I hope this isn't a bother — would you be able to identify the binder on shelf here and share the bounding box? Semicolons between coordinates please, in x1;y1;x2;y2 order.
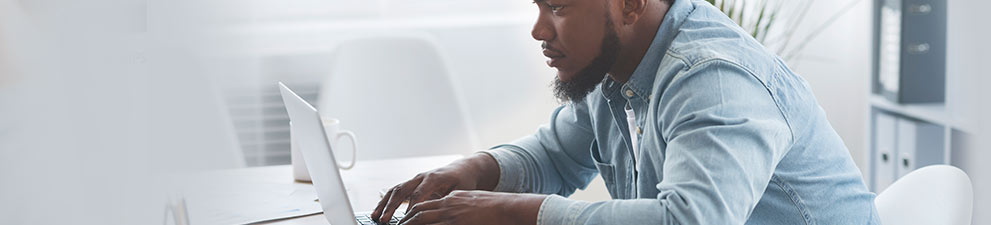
872;109;948;192
908;118;946;170
872;111;898;192
895;118;917;178
873;0;947;104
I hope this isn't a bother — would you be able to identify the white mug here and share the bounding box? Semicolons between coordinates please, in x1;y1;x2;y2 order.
291;118;359;182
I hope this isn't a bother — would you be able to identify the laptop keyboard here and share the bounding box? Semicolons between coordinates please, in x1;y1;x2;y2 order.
355;214;404;225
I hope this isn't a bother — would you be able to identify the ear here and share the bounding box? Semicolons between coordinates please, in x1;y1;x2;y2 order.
619;0;648;25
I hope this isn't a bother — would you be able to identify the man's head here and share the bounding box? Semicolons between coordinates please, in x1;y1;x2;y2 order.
534;0;671;102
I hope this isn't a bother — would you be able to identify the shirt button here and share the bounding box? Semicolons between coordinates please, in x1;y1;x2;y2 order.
636;127;642;134
625;89;635;97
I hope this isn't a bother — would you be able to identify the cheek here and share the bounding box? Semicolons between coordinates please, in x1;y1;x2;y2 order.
557;18;604;70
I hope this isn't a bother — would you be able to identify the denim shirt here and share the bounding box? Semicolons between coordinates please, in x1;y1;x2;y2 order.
483;0;880;224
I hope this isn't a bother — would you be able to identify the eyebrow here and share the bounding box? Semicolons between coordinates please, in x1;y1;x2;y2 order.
532;0;547;3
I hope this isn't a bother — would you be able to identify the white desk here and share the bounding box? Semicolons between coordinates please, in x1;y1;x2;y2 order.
181;155;464;225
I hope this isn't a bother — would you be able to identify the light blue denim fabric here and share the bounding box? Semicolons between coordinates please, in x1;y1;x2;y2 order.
483;0;880;224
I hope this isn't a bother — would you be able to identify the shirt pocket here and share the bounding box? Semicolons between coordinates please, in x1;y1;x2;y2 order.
594;162;623;199
591;140;626;199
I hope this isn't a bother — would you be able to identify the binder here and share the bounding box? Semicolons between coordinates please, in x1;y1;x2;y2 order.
873;112;898;192
874;0;946;103
896;118;917;178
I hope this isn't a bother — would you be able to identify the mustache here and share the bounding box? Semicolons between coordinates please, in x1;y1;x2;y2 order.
541;42;562;53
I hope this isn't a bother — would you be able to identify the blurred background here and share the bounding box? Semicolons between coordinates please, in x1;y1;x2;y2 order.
1;0;989;224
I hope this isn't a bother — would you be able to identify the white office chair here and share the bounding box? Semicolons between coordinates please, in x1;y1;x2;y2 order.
318;35;480;160
874;165;973;225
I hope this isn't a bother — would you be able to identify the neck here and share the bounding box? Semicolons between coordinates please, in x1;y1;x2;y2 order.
608;2;670;83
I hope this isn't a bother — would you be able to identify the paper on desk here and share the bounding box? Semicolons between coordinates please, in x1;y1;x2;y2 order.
184;182;323;225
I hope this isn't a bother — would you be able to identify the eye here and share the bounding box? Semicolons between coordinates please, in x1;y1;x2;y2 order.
547;3;564;12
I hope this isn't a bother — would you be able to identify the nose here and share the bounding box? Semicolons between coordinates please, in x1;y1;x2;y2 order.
531;14;555;41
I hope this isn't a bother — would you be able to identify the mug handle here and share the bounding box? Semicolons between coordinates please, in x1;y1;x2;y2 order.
334;130;358;170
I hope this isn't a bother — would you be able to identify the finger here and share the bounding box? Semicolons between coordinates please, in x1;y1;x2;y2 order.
370;186;395;219
376;185;406;222
448;190;469;197
379;180;419;222
400;199;444;224
405;181;448;213
398;209;445;225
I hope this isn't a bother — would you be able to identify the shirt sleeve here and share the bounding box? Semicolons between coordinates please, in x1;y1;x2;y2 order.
481;102;599;197
535;59;794;225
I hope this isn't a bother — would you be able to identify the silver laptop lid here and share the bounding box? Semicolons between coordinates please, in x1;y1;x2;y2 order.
279;82;358;225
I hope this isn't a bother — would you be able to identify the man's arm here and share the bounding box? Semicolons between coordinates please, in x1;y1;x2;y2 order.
537;60;793;225
396;102;600;225
374;102;597;223
484;102;600;197
372;152;501;222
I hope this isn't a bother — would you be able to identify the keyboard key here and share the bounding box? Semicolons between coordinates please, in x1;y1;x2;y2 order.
356;213;405;225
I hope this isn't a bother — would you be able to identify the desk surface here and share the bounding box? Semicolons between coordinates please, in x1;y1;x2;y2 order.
186;154;464;225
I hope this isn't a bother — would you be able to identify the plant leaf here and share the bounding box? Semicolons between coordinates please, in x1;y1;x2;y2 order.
759;5;778;44
752;0;768;38
727;0;737;23
739;0;747;29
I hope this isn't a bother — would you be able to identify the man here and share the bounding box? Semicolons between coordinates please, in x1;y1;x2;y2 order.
374;0;880;224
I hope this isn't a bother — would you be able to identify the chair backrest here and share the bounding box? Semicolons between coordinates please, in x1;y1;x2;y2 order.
874;165;973;225
318;35;479;160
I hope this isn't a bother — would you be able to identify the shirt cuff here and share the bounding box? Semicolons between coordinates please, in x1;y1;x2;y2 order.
480;146;527;193
537;195;591;225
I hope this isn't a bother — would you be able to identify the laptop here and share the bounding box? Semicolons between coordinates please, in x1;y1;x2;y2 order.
279;82;404;225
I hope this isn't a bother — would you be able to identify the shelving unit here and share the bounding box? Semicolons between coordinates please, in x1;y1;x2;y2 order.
867;0;958;193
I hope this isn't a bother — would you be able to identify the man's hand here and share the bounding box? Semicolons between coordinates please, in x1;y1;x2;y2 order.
371;153;501;223
398;190;546;225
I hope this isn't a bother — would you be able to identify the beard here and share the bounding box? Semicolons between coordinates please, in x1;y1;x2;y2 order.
552;17;621;103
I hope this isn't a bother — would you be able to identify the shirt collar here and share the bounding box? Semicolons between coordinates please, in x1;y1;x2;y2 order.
600;0;695;101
